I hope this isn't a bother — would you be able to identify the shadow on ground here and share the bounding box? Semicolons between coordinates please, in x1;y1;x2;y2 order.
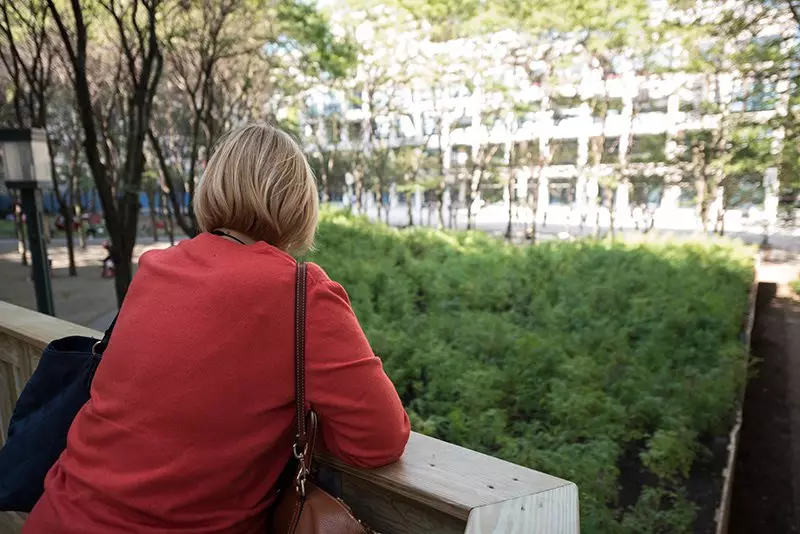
730;282;800;534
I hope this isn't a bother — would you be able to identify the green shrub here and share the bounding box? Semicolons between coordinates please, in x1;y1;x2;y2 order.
791;279;800;295
307;210;754;533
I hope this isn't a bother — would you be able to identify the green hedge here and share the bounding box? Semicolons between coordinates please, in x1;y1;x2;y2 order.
307;211;754;533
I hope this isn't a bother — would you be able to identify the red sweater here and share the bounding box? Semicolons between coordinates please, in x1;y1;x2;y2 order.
24;233;410;534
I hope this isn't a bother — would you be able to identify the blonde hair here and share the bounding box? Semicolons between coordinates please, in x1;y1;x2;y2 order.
194;123;319;253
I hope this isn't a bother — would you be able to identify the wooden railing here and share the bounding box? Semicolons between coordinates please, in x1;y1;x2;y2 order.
0;301;579;534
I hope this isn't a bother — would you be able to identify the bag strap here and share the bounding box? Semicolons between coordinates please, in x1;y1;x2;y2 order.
91;312;118;356
101;313;118;347
294;262;309;453
293;262;319;498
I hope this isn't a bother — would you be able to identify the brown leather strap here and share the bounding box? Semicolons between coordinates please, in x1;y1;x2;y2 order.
294;262;308;452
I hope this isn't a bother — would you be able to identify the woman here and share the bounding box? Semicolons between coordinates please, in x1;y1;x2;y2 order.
24;124;411;534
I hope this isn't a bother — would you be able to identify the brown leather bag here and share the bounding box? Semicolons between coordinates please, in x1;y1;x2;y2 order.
271;263;371;534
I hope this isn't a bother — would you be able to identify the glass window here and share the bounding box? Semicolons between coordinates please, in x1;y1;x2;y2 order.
328;120;342;144
549;182;576;205
550;139;579;165
347;122;362;143
638;97;668;113
629;134;667;163
514;141;540;165
599;137;619;163
452;145;470;166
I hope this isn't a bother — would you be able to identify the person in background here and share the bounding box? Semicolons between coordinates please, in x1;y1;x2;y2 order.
24;123;410;534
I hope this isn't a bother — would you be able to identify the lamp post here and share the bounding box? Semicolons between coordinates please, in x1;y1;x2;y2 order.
0;128;55;316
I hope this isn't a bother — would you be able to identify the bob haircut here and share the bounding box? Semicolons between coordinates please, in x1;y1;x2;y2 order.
194;123;319;253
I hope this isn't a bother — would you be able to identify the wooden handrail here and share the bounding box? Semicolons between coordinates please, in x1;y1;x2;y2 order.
0;301;580;534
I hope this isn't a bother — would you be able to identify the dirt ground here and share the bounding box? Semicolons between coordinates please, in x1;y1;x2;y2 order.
729;249;800;534
0;238;172;329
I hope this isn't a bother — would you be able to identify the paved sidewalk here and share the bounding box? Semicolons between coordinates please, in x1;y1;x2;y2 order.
0;239;172;328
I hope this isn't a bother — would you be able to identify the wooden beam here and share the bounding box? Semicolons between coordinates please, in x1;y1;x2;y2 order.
0;302;580;534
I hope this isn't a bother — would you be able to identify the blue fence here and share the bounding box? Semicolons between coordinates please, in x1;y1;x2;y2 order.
1;191;191;217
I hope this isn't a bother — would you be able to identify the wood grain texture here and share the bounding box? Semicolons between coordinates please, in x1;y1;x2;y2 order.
465;483;579;534
0;302;581;534
1;332;41;446
320;432;571;521
0;512;25;534
338;473;467;534
0;301;99;351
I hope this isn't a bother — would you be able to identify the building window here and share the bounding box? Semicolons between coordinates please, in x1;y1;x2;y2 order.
679;186;697;208
676;130;713;162
422;113;438;136
628;134;667;163
487;144;505;165
347;122;363;143
455;114;473;128
552;95;582;122
638;97;668;114
347;91;362;110
599;137;619;163
325;118;341;144
550;139;579;165
452;145;470;166
513;141;540;165
549;182;576;205
731;79;778;112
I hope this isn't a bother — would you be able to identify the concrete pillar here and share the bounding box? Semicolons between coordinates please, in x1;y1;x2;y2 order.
586;175;599;227
615;182;630;224
516;168;528;202
661;184;682;210
763;167;780;239
537;176;550;225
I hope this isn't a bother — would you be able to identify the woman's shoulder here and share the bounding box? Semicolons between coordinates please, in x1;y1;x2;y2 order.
305;262;334;287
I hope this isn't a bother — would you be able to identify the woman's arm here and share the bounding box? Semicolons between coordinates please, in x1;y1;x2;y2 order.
306;279;410;468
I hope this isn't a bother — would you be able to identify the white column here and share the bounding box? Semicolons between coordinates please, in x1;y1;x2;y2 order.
615;183;630;225
576;120;590;226
537;175;550;225
763;167;780;239
586;175;599;227
661;185;681;210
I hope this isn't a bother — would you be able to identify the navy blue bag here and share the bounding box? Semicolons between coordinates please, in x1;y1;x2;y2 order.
0;316;116;512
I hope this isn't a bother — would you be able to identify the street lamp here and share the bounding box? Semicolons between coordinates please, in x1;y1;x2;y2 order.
0;128;55;316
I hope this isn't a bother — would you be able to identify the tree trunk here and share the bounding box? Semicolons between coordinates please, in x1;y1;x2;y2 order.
320;171;330;203
406;193;414;227
63;202;77;276
376;186;383;222
114;252;134;307
437;184;446;229
74;180;87;249
528;170;542;243
506;179;514;241
163;192;175;246
14;195;28;266
53;146;78;276
716;206;726;236
354;178;364;214
147;189;159;242
606;187;617;241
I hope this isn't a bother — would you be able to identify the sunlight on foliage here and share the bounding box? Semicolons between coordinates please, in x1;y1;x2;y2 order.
307;210;754;533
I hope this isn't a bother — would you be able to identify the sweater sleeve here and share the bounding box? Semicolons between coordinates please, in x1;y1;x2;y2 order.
305;280;410;468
